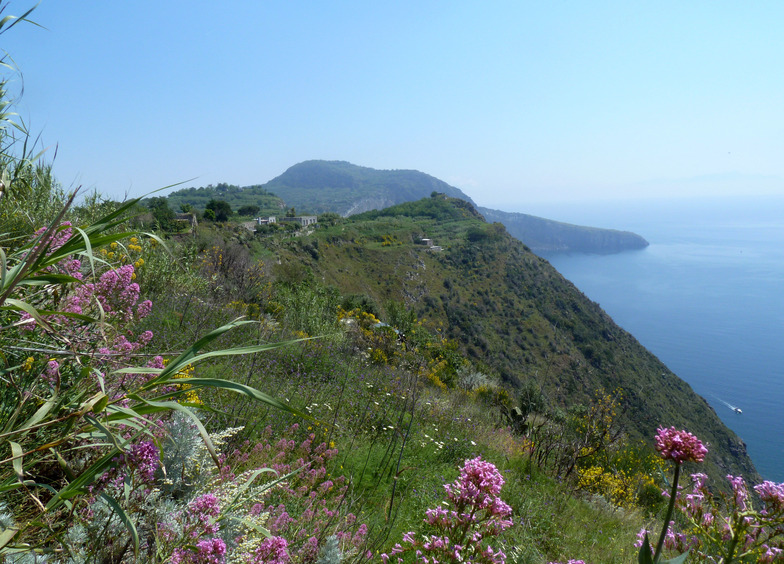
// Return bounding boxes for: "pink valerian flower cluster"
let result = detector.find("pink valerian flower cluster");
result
[382,457,513,564]
[28,222,74,259]
[642,472,784,562]
[41,360,61,385]
[189,494,221,536]
[128,440,160,483]
[548,560,587,564]
[158,492,227,562]
[233,425,369,562]
[171,538,227,564]
[756,481,784,515]
[727,473,750,511]
[21,223,81,302]
[19,257,155,373]
[654,426,708,464]
[91,439,161,495]
[93,264,145,323]
[634,521,697,555]
[252,536,289,563]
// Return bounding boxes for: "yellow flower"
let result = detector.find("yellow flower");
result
[134,258,145,268]
[170,363,202,405]
[22,357,34,371]
[110,242,118,250]
[130,237,139,244]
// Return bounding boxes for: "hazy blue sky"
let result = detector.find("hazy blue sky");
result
[5,1,784,207]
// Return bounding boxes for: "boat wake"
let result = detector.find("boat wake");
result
[712,395,742,414]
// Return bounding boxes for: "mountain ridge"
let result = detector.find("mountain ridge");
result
[163,160,649,254]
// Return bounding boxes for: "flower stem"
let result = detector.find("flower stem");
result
[654,462,681,562]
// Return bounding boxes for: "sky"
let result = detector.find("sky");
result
[4,1,784,208]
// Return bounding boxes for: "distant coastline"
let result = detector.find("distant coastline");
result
[479,206,649,255]
[539,194,784,481]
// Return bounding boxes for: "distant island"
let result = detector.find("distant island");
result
[162,160,649,254]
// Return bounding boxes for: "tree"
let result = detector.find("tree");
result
[205,199,232,222]
[147,197,176,230]
[237,204,260,217]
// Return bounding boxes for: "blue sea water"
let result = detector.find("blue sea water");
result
[511,194,784,482]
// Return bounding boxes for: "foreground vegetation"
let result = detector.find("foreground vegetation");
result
[0,190,655,561]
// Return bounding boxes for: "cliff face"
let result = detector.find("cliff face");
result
[479,207,649,255]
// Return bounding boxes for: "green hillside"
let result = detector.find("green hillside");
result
[263,160,474,216]
[262,194,756,484]
[163,182,285,215]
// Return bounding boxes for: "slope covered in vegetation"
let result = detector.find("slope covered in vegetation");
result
[263,160,474,216]
[0,172,771,563]
[263,194,755,485]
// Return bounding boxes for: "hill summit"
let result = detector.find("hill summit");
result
[264,160,474,216]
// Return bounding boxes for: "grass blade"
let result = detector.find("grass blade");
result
[99,492,139,558]
[174,377,308,418]
[9,441,24,482]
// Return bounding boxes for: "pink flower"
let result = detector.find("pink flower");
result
[383,457,512,562]
[42,360,60,385]
[253,536,289,563]
[129,440,159,482]
[29,222,73,257]
[196,538,226,564]
[171,538,226,564]
[727,474,749,511]
[760,545,784,563]
[189,494,221,535]
[654,427,707,464]
[754,481,784,513]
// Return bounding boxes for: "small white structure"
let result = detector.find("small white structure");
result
[174,212,198,231]
[419,237,442,251]
[255,216,277,225]
[280,216,318,227]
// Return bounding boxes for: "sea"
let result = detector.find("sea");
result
[508,194,784,482]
